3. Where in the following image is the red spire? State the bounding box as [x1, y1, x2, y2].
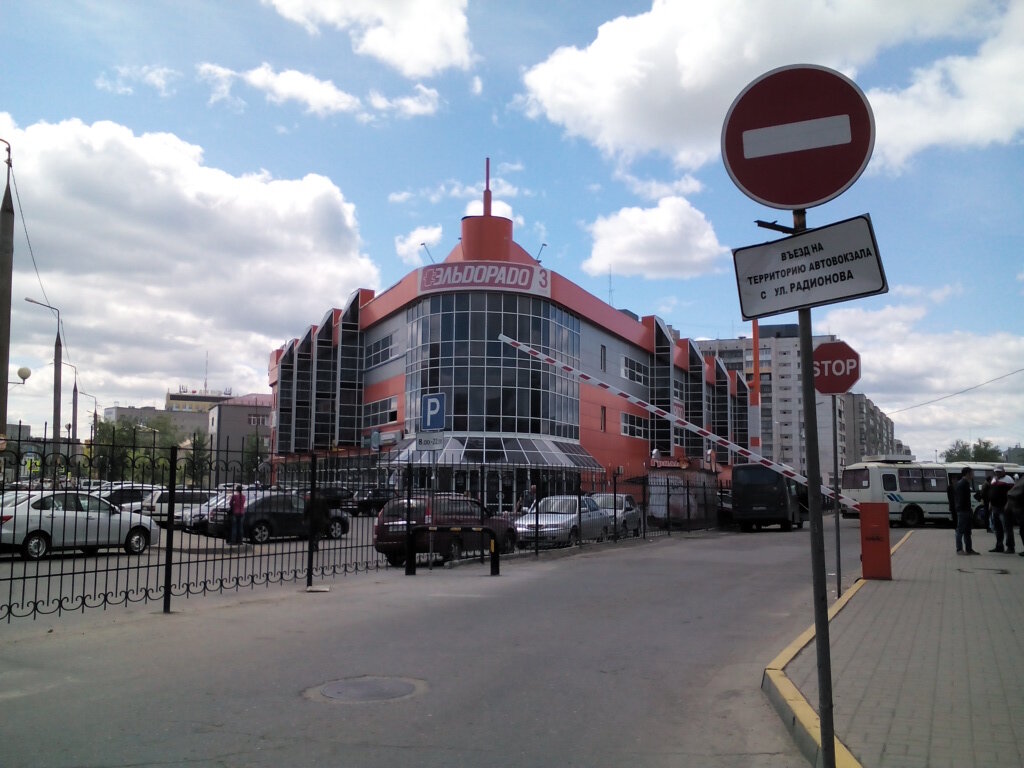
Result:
[483, 157, 492, 217]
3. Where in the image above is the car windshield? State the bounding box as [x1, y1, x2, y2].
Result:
[537, 497, 578, 515]
[589, 494, 622, 509]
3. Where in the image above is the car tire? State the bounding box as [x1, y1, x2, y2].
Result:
[21, 531, 50, 561]
[568, 527, 580, 547]
[739, 522, 754, 533]
[326, 517, 348, 539]
[123, 527, 149, 556]
[781, 519, 792, 532]
[502, 530, 517, 554]
[385, 552, 405, 567]
[80, 546, 100, 556]
[249, 521, 272, 544]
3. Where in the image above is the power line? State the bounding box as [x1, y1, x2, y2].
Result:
[886, 367, 1024, 415]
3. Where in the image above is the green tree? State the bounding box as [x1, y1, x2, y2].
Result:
[941, 438, 1003, 462]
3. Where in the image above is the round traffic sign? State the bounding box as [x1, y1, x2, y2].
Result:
[722, 64, 875, 210]
[813, 340, 860, 395]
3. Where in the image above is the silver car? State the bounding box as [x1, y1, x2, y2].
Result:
[589, 493, 641, 538]
[0, 489, 160, 560]
[515, 495, 610, 547]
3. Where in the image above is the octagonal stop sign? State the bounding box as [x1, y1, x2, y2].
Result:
[813, 340, 860, 395]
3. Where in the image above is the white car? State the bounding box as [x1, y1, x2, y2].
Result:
[589, 493, 642, 538]
[139, 487, 220, 528]
[515, 495, 610, 547]
[0, 489, 161, 561]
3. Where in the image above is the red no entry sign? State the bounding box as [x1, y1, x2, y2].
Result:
[722, 65, 875, 210]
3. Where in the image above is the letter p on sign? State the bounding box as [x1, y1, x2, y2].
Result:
[422, 393, 446, 431]
[813, 341, 860, 395]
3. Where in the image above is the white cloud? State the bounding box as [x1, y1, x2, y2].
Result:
[583, 197, 729, 279]
[241, 63, 362, 116]
[1, 113, 377, 433]
[263, 0, 473, 78]
[196, 63, 246, 109]
[519, 0, 1021, 171]
[868, 1, 1024, 171]
[368, 84, 441, 117]
[821, 296, 1024, 461]
[470, 75, 483, 95]
[96, 65, 181, 97]
[395, 225, 443, 267]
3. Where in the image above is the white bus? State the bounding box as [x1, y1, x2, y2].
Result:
[841, 456, 1023, 528]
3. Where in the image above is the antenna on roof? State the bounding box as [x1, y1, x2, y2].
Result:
[483, 157, 491, 217]
[535, 243, 546, 262]
[420, 242, 434, 263]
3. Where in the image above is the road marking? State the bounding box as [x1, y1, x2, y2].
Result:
[743, 114, 851, 158]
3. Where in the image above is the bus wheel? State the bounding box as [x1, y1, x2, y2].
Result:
[902, 507, 923, 527]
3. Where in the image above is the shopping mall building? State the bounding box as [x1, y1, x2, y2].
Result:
[269, 168, 749, 499]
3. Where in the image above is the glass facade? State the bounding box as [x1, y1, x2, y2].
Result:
[404, 292, 580, 439]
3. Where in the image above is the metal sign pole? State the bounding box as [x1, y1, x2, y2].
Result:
[795, 209, 836, 768]
[832, 394, 842, 597]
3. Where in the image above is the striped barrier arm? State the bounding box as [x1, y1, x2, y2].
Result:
[498, 333, 860, 511]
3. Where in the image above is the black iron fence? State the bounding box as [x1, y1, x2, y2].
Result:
[0, 433, 729, 621]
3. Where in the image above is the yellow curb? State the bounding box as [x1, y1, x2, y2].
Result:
[762, 529, 913, 767]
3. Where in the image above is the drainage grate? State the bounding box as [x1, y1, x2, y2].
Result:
[317, 676, 425, 702]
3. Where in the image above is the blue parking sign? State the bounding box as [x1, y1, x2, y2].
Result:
[421, 393, 445, 431]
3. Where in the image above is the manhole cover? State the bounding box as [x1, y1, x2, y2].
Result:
[317, 676, 425, 702]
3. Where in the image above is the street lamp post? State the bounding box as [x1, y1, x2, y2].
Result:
[78, 389, 99, 442]
[25, 297, 61, 440]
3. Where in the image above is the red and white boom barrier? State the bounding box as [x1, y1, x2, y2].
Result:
[498, 333, 859, 511]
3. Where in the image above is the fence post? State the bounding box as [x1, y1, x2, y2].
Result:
[613, 471, 619, 541]
[306, 454, 317, 589]
[162, 445, 178, 614]
[405, 460, 416, 575]
[686, 479, 692, 531]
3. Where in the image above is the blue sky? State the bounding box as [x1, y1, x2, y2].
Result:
[3, 0, 1023, 462]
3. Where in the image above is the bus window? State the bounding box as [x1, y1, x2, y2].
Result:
[882, 474, 898, 492]
[842, 468, 869, 489]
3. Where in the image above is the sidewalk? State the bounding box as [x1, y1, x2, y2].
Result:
[763, 526, 1024, 767]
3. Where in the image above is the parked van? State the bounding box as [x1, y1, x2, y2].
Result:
[730, 464, 804, 532]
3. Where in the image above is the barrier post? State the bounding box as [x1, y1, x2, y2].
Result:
[859, 501, 892, 580]
[490, 535, 500, 576]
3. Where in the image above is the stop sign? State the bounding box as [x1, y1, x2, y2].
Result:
[722, 64, 875, 209]
[813, 341, 860, 395]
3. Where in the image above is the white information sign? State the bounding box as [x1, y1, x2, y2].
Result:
[416, 433, 445, 451]
[733, 214, 887, 320]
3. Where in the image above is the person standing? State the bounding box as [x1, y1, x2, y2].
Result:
[228, 484, 246, 545]
[955, 467, 980, 555]
[988, 466, 1015, 553]
[516, 484, 537, 515]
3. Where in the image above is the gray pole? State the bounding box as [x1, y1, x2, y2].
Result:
[795, 208, 836, 768]
[832, 394, 841, 597]
[0, 142, 13, 435]
[52, 325, 62, 444]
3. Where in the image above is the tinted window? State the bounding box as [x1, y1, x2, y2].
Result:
[882, 474, 898, 491]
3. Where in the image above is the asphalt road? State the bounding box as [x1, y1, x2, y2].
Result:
[0, 515, 882, 767]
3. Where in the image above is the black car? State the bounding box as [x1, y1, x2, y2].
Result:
[208, 490, 350, 544]
[306, 484, 354, 510]
[344, 487, 398, 516]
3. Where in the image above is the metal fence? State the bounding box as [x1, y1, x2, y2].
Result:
[0, 433, 728, 622]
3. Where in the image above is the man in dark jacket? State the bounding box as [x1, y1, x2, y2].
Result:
[988, 466, 1015, 553]
[955, 467, 979, 555]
